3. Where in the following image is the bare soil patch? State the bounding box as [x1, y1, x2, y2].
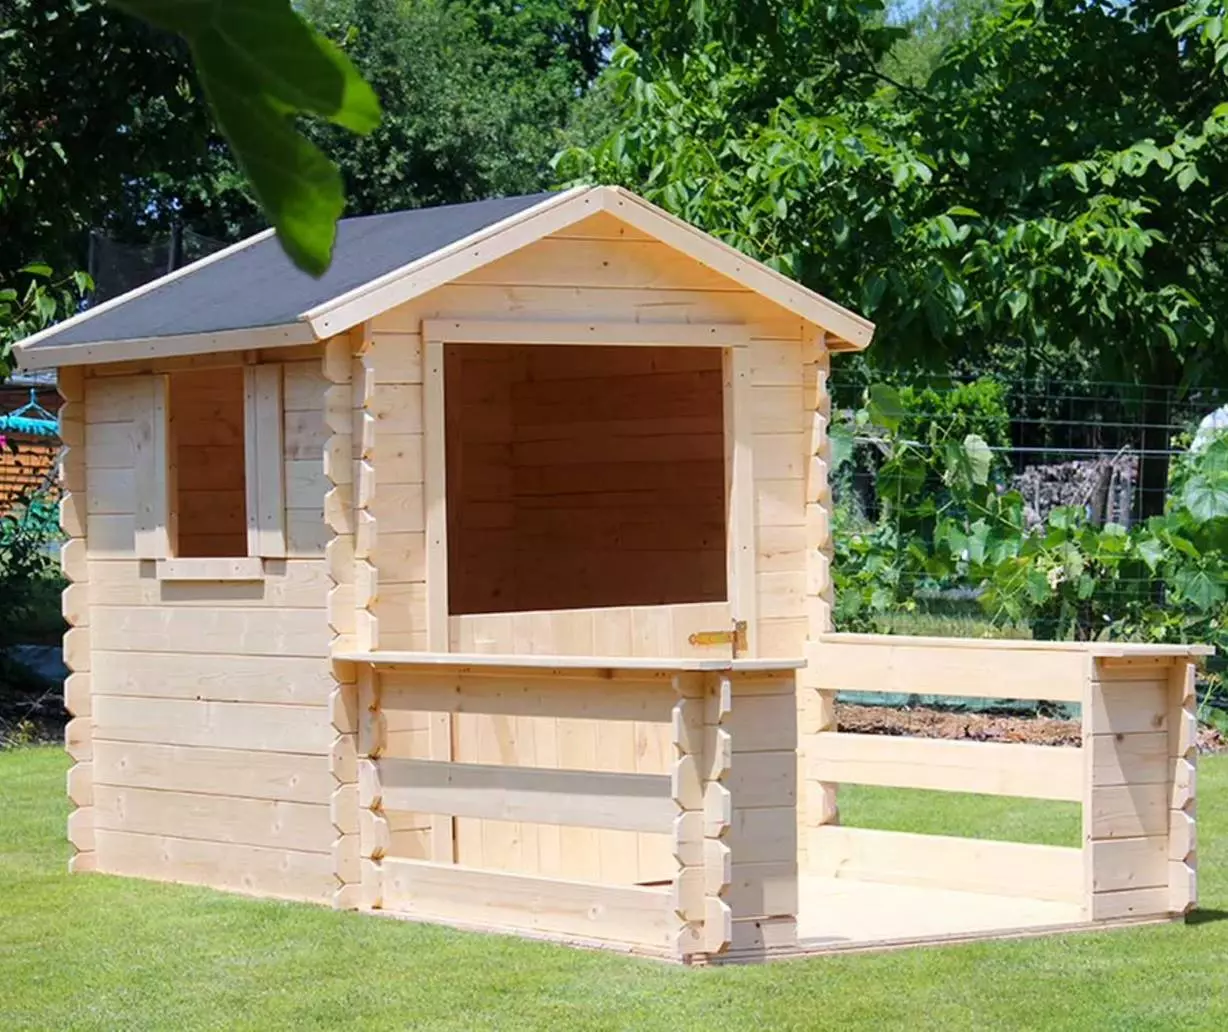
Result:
[838, 703, 1227, 753]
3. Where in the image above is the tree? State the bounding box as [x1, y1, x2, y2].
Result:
[300, 0, 603, 213]
[566, 0, 1228, 514]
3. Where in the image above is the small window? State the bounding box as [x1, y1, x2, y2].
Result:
[169, 368, 249, 558]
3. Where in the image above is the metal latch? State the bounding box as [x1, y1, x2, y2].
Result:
[688, 620, 747, 657]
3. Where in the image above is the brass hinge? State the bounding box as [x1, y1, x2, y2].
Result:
[688, 620, 747, 657]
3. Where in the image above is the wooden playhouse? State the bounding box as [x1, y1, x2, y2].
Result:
[15, 186, 1208, 962]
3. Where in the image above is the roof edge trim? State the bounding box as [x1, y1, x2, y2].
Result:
[15, 322, 317, 371]
[13, 227, 278, 358]
[303, 186, 593, 337]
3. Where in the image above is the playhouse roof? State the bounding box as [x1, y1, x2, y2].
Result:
[14, 186, 874, 370]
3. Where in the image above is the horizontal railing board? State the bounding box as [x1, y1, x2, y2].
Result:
[807, 733, 1083, 802]
[817, 633, 1211, 658]
[379, 757, 674, 833]
[807, 826, 1084, 904]
[806, 639, 1085, 702]
[381, 858, 676, 950]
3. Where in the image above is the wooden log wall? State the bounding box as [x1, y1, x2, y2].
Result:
[79, 354, 336, 901]
[323, 334, 361, 907]
[59, 368, 93, 872]
[365, 211, 812, 657]
[1084, 656, 1198, 920]
[797, 332, 835, 866]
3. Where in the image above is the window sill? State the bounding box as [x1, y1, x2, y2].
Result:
[155, 557, 264, 582]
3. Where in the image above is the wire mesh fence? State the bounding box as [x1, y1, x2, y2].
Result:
[87, 228, 228, 303]
[827, 370, 1227, 713]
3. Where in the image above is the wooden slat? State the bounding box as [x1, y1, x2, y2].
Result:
[423, 318, 746, 347]
[1090, 732, 1169, 787]
[93, 697, 333, 754]
[808, 826, 1084, 904]
[133, 375, 170, 558]
[93, 741, 333, 804]
[1089, 837, 1168, 894]
[89, 606, 327, 658]
[381, 671, 675, 724]
[381, 858, 675, 950]
[244, 364, 286, 557]
[379, 757, 672, 833]
[807, 733, 1083, 802]
[94, 785, 332, 853]
[91, 650, 331, 704]
[805, 639, 1087, 702]
[423, 338, 448, 650]
[95, 829, 334, 902]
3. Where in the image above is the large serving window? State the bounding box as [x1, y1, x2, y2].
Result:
[444, 343, 728, 615]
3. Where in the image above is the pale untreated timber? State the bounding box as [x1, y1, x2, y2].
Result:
[381, 858, 675, 950]
[93, 741, 333, 804]
[93, 785, 333, 853]
[94, 829, 334, 902]
[93, 696, 333, 753]
[379, 757, 673, 833]
[808, 826, 1084, 904]
[806, 639, 1086, 702]
[807, 733, 1083, 802]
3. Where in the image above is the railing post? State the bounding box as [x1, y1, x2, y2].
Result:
[1084, 655, 1191, 921]
[671, 672, 706, 959]
[357, 664, 388, 908]
[1168, 661, 1198, 915]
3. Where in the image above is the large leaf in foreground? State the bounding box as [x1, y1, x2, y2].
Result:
[110, 0, 380, 275]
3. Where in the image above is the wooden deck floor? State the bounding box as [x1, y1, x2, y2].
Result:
[797, 875, 1086, 950]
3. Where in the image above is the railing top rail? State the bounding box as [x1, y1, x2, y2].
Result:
[336, 649, 806, 673]
[816, 633, 1212, 659]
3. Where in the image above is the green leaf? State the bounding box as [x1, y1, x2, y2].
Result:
[829, 423, 855, 474]
[111, 0, 381, 275]
[1135, 536, 1166, 572]
[19, 263, 52, 277]
[962, 434, 993, 486]
[1173, 567, 1226, 609]
[866, 383, 905, 432]
[1183, 474, 1228, 521]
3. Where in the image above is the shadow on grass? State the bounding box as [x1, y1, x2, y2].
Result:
[1187, 908, 1228, 926]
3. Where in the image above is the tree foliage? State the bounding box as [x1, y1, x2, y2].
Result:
[566, 0, 1228, 391]
[301, 0, 603, 214]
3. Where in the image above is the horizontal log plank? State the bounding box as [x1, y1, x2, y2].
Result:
[805, 640, 1086, 702]
[380, 757, 673, 833]
[807, 733, 1083, 802]
[381, 672, 675, 724]
[95, 830, 334, 902]
[94, 786, 333, 853]
[91, 651, 331, 705]
[93, 697, 333, 754]
[807, 826, 1084, 904]
[93, 741, 333, 804]
[381, 858, 675, 950]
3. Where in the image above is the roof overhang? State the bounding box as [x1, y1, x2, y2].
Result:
[14, 185, 874, 371]
[16, 323, 316, 371]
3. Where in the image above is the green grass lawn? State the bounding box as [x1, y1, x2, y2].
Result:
[3, 746, 1227, 1031]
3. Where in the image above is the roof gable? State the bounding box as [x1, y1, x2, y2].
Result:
[15, 187, 873, 370]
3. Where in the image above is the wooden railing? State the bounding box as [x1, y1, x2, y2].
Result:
[802, 634, 1206, 921]
[347, 654, 801, 961]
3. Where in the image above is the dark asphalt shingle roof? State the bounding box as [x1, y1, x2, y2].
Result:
[33, 192, 554, 350]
